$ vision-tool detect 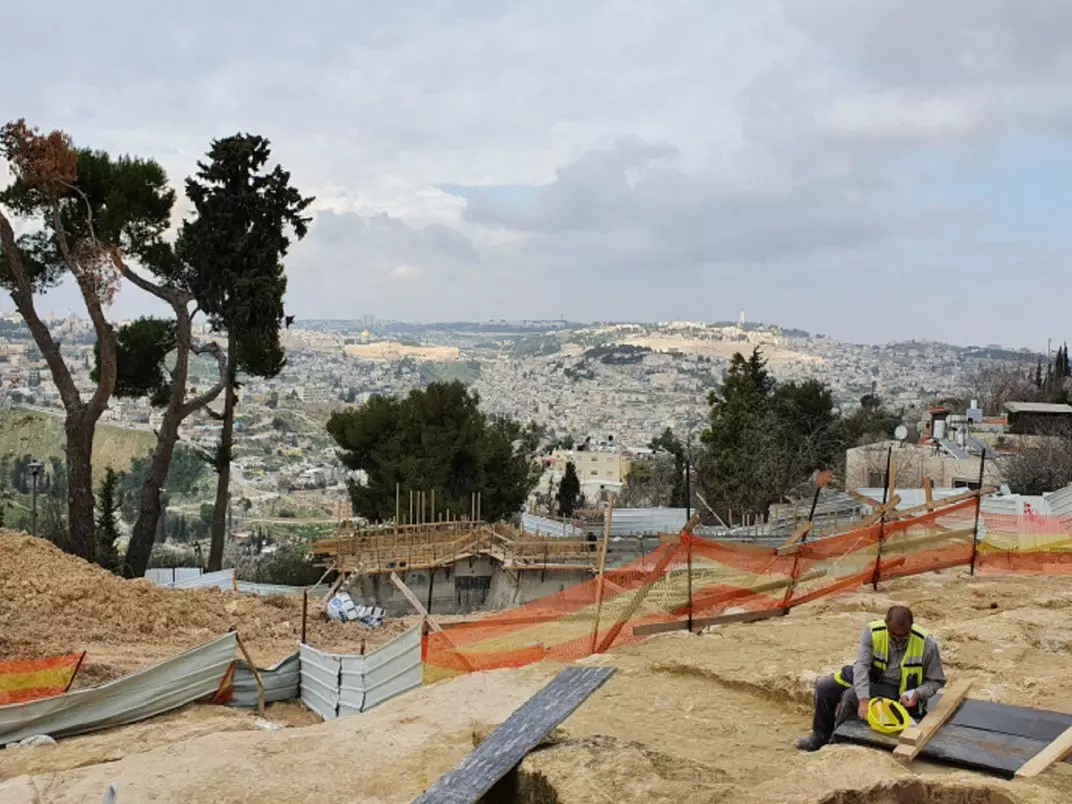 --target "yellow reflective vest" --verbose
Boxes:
[869,619,929,696]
